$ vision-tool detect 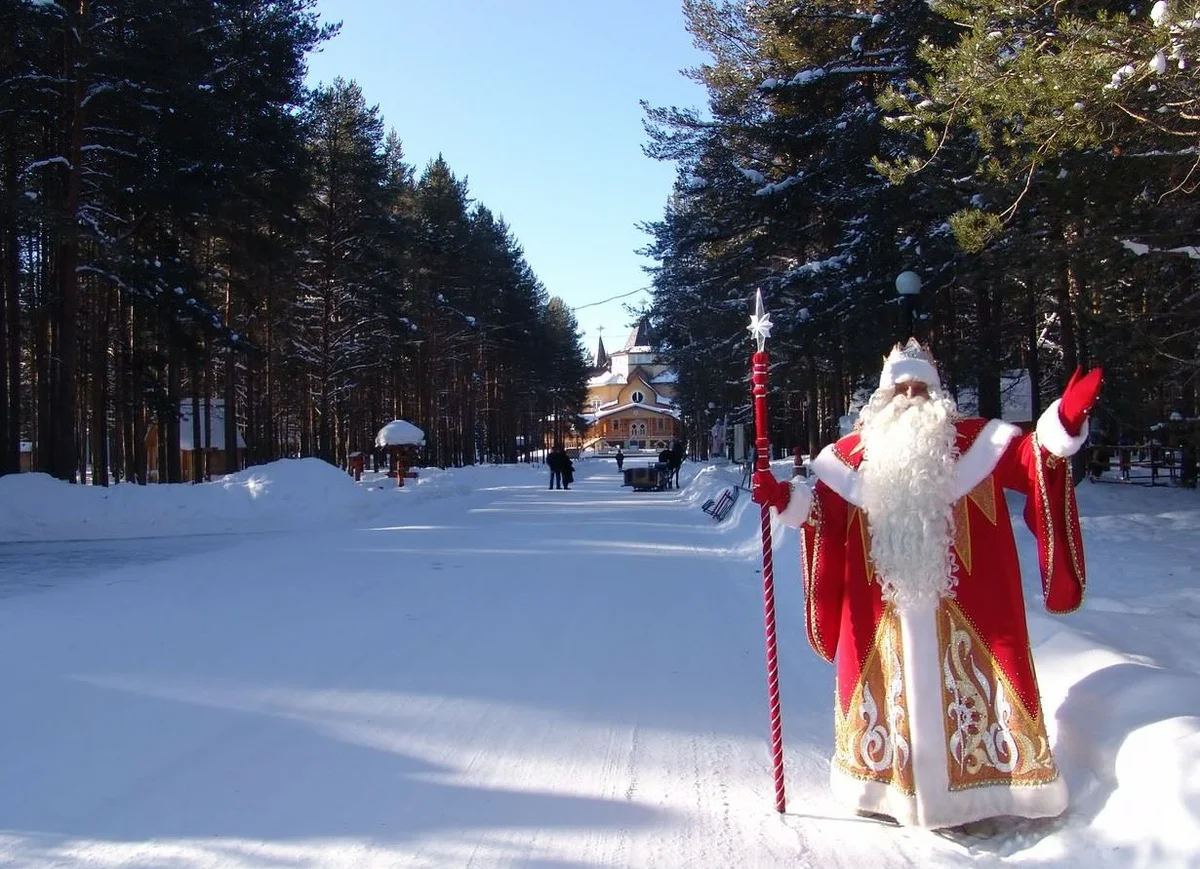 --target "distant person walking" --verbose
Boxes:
[615,446,625,472]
